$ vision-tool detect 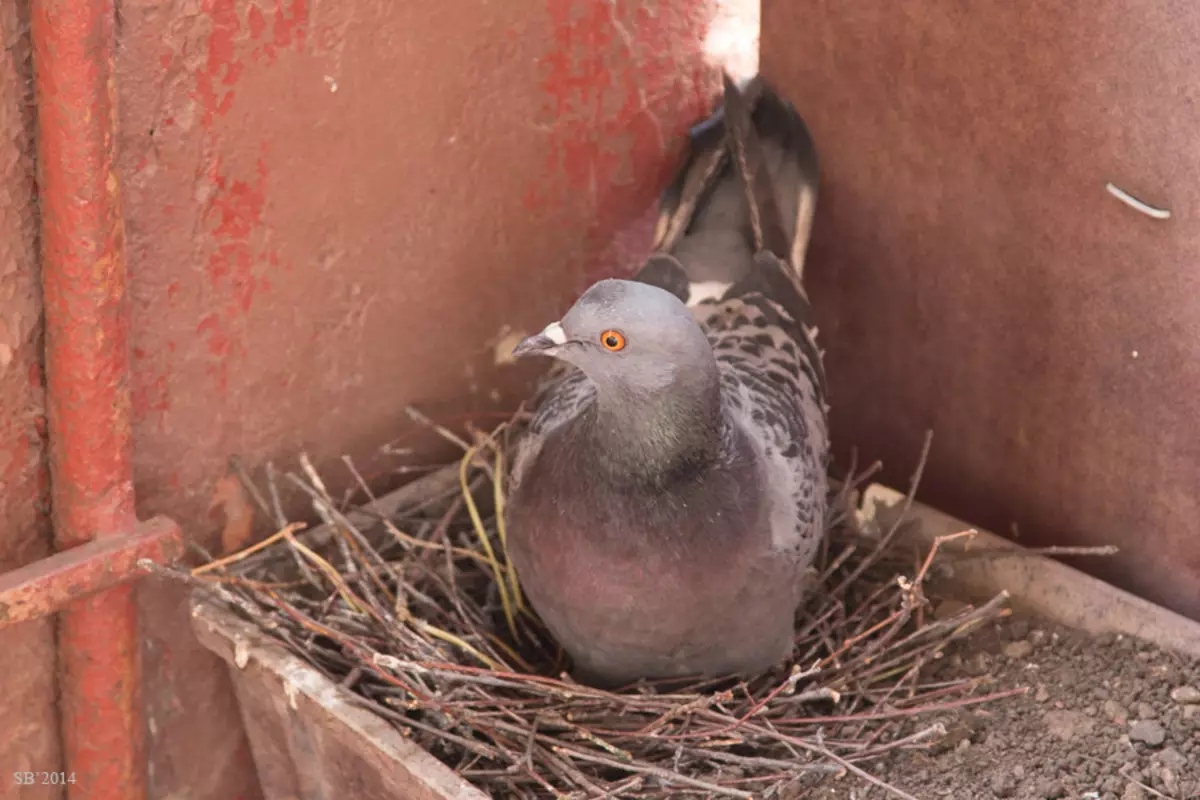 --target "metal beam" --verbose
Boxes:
[0,518,184,629]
